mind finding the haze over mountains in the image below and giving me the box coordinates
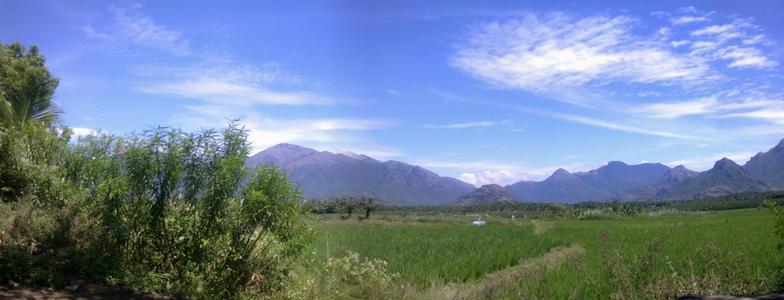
[246,139,784,205]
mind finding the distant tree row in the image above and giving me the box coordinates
[306,196,384,220]
[328,191,784,218]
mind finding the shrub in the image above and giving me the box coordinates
[285,251,401,300]
[0,121,311,298]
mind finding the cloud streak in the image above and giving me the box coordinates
[452,12,713,93]
[82,4,191,56]
[142,79,335,106]
[423,121,495,129]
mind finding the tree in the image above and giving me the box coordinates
[358,197,380,220]
[338,197,356,219]
[0,42,60,128]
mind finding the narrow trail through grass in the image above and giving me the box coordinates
[414,244,585,299]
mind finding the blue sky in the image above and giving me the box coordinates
[3,0,784,186]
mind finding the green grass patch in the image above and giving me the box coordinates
[308,208,784,298]
[517,208,782,298]
[309,221,562,287]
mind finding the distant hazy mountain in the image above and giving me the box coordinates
[621,165,700,199]
[455,184,517,206]
[251,139,784,205]
[658,165,701,184]
[506,168,608,203]
[655,158,770,199]
[744,139,784,188]
[506,162,671,203]
[246,144,475,205]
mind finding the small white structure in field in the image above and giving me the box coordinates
[472,220,486,225]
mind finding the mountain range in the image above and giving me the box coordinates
[246,144,474,205]
[246,139,784,205]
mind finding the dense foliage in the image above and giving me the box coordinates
[0,43,60,128]
[0,122,310,298]
[305,196,383,219]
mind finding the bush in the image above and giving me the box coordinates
[286,251,401,300]
[0,121,311,298]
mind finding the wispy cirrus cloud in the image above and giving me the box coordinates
[452,12,713,95]
[81,4,191,56]
[671,15,710,25]
[431,89,705,140]
[631,96,784,126]
[453,9,777,100]
[142,79,335,106]
[451,7,781,145]
[631,97,720,119]
[723,108,784,125]
[550,112,705,140]
[172,102,393,152]
[135,56,339,106]
[423,121,495,129]
[80,3,394,154]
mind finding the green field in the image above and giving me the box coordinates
[308,209,783,299]
[310,220,561,286]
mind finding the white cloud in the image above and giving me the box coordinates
[718,46,777,69]
[142,79,335,106]
[723,108,784,125]
[632,97,720,118]
[685,18,775,69]
[671,16,709,25]
[70,127,99,139]
[432,89,705,140]
[551,112,704,140]
[632,97,783,121]
[82,4,191,56]
[419,158,602,185]
[423,121,495,129]
[173,104,393,152]
[677,6,699,14]
[459,170,530,186]
[691,22,747,40]
[742,34,766,45]
[453,13,713,93]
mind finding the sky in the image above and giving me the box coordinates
[2,0,784,186]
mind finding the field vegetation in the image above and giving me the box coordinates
[301,206,784,299]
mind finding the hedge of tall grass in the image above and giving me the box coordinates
[0,121,310,298]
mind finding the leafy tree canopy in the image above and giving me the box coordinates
[0,42,60,128]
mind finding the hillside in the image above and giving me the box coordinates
[246,144,475,205]
[455,184,517,206]
[744,139,784,189]
[655,158,770,199]
[506,162,671,203]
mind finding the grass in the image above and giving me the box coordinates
[518,208,782,298]
[309,217,563,287]
[307,208,783,298]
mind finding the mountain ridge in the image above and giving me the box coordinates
[246,143,474,205]
[248,138,784,205]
